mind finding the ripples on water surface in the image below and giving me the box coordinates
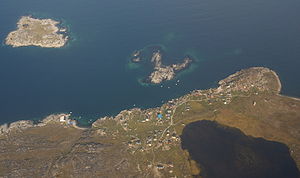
[0,0,299,124]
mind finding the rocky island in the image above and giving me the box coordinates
[129,46,193,84]
[148,51,192,84]
[5,16,68,48]
[131,50,142,62]
[0,67,299,177]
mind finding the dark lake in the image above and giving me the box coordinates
[0,0,299,124]
[180,120,300,178]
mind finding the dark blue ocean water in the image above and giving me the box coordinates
[0,0,300,125]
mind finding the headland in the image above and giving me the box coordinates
[0,67,299,177]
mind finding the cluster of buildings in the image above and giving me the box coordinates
[189,88,234,105]
[59,114,77,126]
[126,126,180,154]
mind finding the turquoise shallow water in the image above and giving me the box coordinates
[0,0,299,125]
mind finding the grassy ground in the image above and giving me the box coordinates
[0,67,299,177]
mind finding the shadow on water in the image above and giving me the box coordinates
[180,120,300,178]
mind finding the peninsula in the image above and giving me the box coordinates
[5,16,68,48]
[0,67,299,177]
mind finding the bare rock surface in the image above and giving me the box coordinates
[5,16,68,48]
[148,51,192,84]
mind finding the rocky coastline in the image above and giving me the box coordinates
[0,67,283,135]
[0,113,77,135]
[5,16,68,48]
[1,67,299,177]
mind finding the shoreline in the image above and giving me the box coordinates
[1,67,299,136]
[270,69,282,94]
[5,16,69,48]
[0,113,87,135]
[270,69,300,101]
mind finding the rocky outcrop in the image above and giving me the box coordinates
[0,120,33,135]
[148,51,192,84]
[131,50,142,62]
[5,16,68,48]
[0,67,299,177]
[0,113,73,136]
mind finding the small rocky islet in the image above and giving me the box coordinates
[130,46,192,84]
[5,16,68,48]
[2,15,299,178]
[0,67,299,177]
